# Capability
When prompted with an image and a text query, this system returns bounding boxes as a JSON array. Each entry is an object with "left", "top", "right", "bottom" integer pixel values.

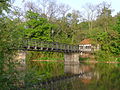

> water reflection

[
  {"left": 25, "top": 60, "right": 120, "bottom": 90},
  {"left": 64, "top": 63, "right": 99, "bottom": 84},
  {"left": 64, "top": 63, "right": 120, "bottom": 90}
]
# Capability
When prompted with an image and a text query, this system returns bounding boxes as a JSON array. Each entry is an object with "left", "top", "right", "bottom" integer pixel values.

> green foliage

[
  {"left": 90, "top": 27, "right": 120, "bottom": 56},
  {"left": 24, "top": 51, "right": 64, "bottom": 86},
  {"left": 113, "top": 16, "right": 120, "bottom": 33},
  {"left": 0, "top": 17, "right": 21, "bottom": 89},
  {"left": 0, "top": 0, "right": 18, "bottom": 88},
  {"left": 0, "top": 0, "right": 11, "bottom": 14},
  {"left": 0, "top": 5, "right": 24, "bottom": 88},
  {"left": 92, "top": 28, "right": 120, "bottom": 60},
  {"left": 79, "top": 57, "right": 89, "bottom": 61},
  {"left": 0, "top": 0, "right": 120, "bottom": 88},
  {"left": 24, "top": 11, "right": 54, "bottom": 41},
  {"left": 84, "top": 63, "right": 120, "bottom": 90}
]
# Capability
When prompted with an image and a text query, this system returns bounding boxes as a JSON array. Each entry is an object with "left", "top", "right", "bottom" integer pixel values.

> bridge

[
  {"left": 13, "top": 39, "right": 81, "bottom": 53},
  {"left": 14, "top": 39, "right": 92, "bottom": 68},
  {"left": 14, "top": 39, "right": 96, "bottom": 89}
]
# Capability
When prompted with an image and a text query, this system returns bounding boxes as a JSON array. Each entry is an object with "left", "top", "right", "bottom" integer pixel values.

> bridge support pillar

[
  {"left": 64, "top": 53, "right": 79, "bottom": 65},
  {"left": 64, "top": 53, "right": 79, "bottom": 74}
]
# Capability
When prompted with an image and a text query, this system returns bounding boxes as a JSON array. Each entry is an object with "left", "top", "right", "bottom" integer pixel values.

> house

[{"left": 79, "top": 39, "right": 100, "bottom": 52}]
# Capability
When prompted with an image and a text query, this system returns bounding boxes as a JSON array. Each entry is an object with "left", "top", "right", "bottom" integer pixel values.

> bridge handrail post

[
  {"left": 67, "top": 45, "right": 69, "bottom": 51},
  {"left": 60, "top": 43, "right": 63, "bottom": 50},
  {"left": 77, "top": 45, "right": 79, "bottom": 52},
  {"left": 50, "top": 42, "right": 53, "bottom": 48},
  {"left": 54, "top": 42, "right": 56, "bottom": 49},
  {"left": 71, "top": 45, "right": 73, "bottom": 51},
  {"left": 46, "top": 41, "right": 49, "bottom": 48},
  {"left": 59, "top": 43, "right": 61, "bottom": 50},
  {"left": 65, "top": 44, "right": 67, "bottom": 50},
  {"left": 75, "top": 45, "right": 76, "bottom": 51},
  {"left": 47, "top": 41, "right": 50, "bottom": 48},
  {"left": 43, "top": 41, "right": 47, "bottom": 48},
  {"left": 56, "top": 42, "right": 59, "bottom": 49},
  {"left": 55, "top": 42, "right": 58, "bottom": 49},
  {"left": 27, "top": 39, "right": 30, "bottom": 48},
  {"left": 64, "top": 44, "right": 66, "bottom": 50},
  {"left": 35, "top": 39, "right": 38, "bottom": 49},
  {"left": 32, "top": 39, "right": 36, "bottom": 47},
  {"left": 50, "top": 42, "right": 53, "bottom": 49},
  {"left": 73, "top": 45, "right": 75, "bottom": 51},
  {"left": 40, "top": 41, "right": 43, "bottom": 48},
  {"left": 72, "top": 45, "right": 74, "bottom": 51}
]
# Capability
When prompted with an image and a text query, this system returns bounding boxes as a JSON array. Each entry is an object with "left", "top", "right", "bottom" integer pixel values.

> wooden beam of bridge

[{"left": 12, "top": 39, "right": 81, "bottom": 53}]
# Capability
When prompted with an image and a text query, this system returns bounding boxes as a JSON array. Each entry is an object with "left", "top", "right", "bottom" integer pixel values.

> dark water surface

[{"left": 26, "top": 61, "right": 120, "bottom": 90}]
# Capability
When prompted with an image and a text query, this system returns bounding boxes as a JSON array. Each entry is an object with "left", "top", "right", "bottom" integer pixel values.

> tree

[
  {"left": 24, "top": 1, "right": 41, "bottom": 13},
  {"left": 114, "top": 15, "right": 120, "bottom": 34},
  {"left": 0, "top": 0, "right": 11, "bottom": 14},
  {"left": 83, "top": 3, "right": 97, "bottom": 31},
  {"left": 96, "top": 2, "right": 113, "bottom": 32},
  {"left": 24, "top": 11, "right": 54, "bottom": 41},
  {"left": 65, "top": 10, "right": 82, "bottom": 43},
  {"left": 0, "top": 0, "right": 23, "bottom": 89}
]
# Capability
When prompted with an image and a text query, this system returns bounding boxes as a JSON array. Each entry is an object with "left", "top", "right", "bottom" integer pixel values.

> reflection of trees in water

[
  {"left": 91, "top": 63, "right": 120, "bottom": 90},
  {"left": 23, "top": 63, "right": 120, "bottom": 90},
  {"left": 61, "top": 63, "right": 120, "bottom": 90}
]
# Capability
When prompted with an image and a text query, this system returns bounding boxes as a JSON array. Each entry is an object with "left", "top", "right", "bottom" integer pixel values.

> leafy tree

[
  {"left": 96, "top": 2, "right": 113, "bottom": 32},
  {"left": 0, "top": 16, "right": 22, "bottom": 89},
  {"left": 0, "top": 0, "right": 11, "bottom": 14},
  {"left": 24, "top": 11, "right": 54, "bottom": 41},
  {"left": 114, "top": 15, "right": 120, "bottom": 34},
  {"left": 0, "top": 0, "right": 23, "bottom": 89}
]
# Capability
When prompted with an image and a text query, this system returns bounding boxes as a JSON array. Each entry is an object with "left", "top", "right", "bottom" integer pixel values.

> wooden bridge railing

[{"left": 15, "top": 39, "right": 80, "bottom": 53}]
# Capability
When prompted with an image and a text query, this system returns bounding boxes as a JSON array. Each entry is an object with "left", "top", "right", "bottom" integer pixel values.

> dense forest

[{"left": 0, "top": 0, "right": 120, "bottom": 89}]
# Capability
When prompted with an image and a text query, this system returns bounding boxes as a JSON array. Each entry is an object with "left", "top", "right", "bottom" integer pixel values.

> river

[{"left": 24, "top": 61, "right": 120, "bottom": 90}]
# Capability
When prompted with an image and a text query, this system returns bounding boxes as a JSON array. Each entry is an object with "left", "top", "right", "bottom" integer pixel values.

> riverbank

[{"left": 31, "top": 59, "right": 120, "bottom": 64}]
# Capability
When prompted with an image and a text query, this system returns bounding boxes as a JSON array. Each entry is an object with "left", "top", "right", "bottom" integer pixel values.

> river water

[{"left": 26, "top": 61, "right": 120, "bottom": 90}]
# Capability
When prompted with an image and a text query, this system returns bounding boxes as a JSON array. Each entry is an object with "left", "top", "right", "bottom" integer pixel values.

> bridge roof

[{"left": 80, "top": 39, "right": 92, "bottom": 44}]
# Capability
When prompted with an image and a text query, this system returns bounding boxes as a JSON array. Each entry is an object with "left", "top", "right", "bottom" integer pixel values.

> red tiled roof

[{"left": 80, "top": 39, "right": 92, "bottom": 44}]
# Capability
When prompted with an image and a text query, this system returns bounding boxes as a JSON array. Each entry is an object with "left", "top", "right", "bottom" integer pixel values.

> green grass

[
  {"left": 79, "top": 57, "right": 89, "bottom": 61},
  {"left": 35, "top": 57, "right": 64, "bottom": 60}
]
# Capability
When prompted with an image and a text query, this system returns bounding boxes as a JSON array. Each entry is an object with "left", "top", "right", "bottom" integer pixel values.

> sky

[
  {"left": 60, "top": 0, "right": 119, "bottom": 15},
  {"left": 13, "top": 0, "right": 120, "bottom": 16}
]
